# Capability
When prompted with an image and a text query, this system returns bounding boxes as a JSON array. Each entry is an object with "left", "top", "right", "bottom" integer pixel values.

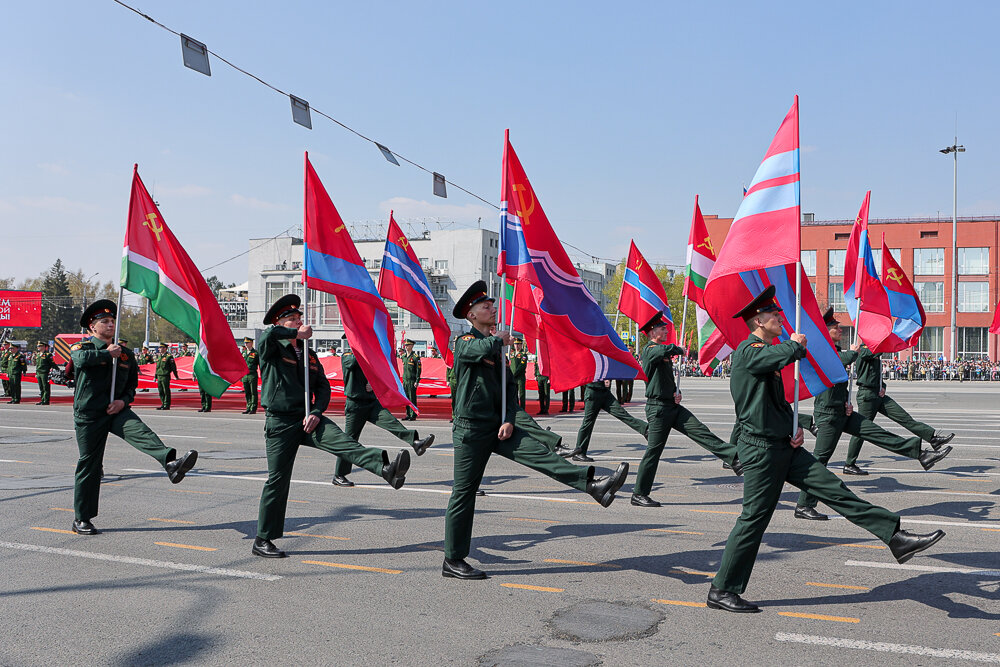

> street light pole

[{"left": 940, "top": 139, "right": 965, "bottom": 362}]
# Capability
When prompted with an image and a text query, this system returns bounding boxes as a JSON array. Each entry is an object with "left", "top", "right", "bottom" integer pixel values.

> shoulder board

[
  {"left": 70, "top": 343, "right": 83, "bottom": 351},
  {"left": 460, "top": 334, "right": 474, "bottom": 341},
  {"left": 750, "top": 342, "right": 766, "bottom": 348}
]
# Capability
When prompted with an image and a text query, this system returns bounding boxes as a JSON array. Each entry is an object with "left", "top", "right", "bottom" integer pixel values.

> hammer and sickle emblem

[
  {"left": 334, "top": 223, "right": 346, "bottom": 233},
  {"left": 698, "top": 236, "right": 715, "bottom": 255},
  {"left": 398, "top": 236, "right": 409, "bottom": 250},
  {"left": 886, "top": 268, "right": 904, "bottom": 286},
  {"left": 635, "top": 257, "right": 643, "bottom": 270},
  {"left": 512, "top": 183, "right": 535, "bottom": 226},
  {"left": 143, "top": 213, "right": 164, "bottom": 242}
]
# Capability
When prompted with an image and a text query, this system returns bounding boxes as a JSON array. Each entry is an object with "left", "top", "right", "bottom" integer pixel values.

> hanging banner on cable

[{"left": 0, "top": 290, "right": 42, "bottom": 327}]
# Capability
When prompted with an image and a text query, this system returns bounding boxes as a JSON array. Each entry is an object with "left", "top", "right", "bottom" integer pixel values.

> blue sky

[{"left": 3, "top": 1, "right": 999, "bottom": 287}]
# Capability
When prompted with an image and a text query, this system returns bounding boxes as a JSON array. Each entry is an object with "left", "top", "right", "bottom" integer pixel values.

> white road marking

[
  {"left": 0, "top": 425, "right": 204, "bottom": 439},
  {"left": 864, "top": 467, "right": 1000, "bottom": 477},
  {"left": 774, "top": 632, "right": 1000, "bottom": 663},
  {"left": 0, "top": 541, "right": 280, "bottom": 581},
  {"left": 908, "top": 490, "right": 1000, "bottom": 499},
  {"left": 845, "top": 560, "right": 1000, "bottom": 576},
  {"left": 899, "top": 518, "right": 1000, "bottom": 529}
]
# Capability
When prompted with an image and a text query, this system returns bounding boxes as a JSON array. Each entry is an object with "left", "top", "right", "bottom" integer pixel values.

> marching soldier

[
  {"left": 6, "top": 344, "right": 26, "bottom": 404},
  {"left": 707, "top": 286, "right": 945, "bottom": 613},
  {"left": 534, "top": 363, "right": 550, "bottom": 415},
  {"left": 34, "top": 341, "right": 55, "bottom": 405},
  {"left": 332, "top": 336, "right": 434, "bottom": 487},
  {"left": 402, "top": 339, "right": 421, "bottom": 421},
  {"left": 560, "top": 380, "right": 647, "bottom": 462},
  {"left": 155, "top": 343, "right": 178, "bottom": 410},
  {"left": 632, "top": 311, "right": 742, "bottom": 507},
  {"left": 508, "top": 337, "right": 528, "bottom": 409},
  {"left": 442, "top": 281, "right": 629, "bottom": 579},
  {"left": 241, "top": 336, "right": 259, "bottom": 414},
  {"left": 69, "top": 300, "right": 198, "bottom": 535},
  {"left": 794, "top": 310, "right": 953, "bottom": 521},
  {"left": 843, "top": 341, "right": 954, "bottom": 475},
  {"left": 252, "top": 295, "right": 410, "bottom": 558}
]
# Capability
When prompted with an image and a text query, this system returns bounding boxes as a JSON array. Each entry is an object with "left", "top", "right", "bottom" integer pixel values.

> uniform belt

[
  {"left": 646, "top": 397, "right": 675, "bottom": 405},
  {"left": 857, "top": 383, "right": 880, "bottom": 390}
]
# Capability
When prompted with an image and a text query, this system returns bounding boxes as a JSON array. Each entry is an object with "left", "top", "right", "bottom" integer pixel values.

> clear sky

[{"left": 3, "top": 1, "right": 999, "bottom": 288}]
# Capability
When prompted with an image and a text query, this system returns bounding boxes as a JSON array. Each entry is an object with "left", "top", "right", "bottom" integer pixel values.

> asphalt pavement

[{"left": 1, "top": 378, "right": 998, "bottom": 666}]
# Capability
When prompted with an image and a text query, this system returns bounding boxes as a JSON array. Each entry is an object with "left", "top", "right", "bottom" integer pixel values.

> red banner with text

[{"left": 0, "top": 290, "right": 42, "bottom": 327}]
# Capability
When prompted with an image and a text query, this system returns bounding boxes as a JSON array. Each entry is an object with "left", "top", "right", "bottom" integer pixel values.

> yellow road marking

[
  {"left": 31, "top": 527, "right": 76, "bottom": 535},
  {"left": 806, "top": 582, "right": 870, "bottom": 591},
  {"left": 148, "top": 517, "right": 196, "bottom": 525},
  {"left": 646, "top": 528, "right": 704, "bottom": 535},
  {"left": 509, "top": 517, "right": 559, "bottom": 523},
  {"left": 49, "top": 507, "right": 74, "bottom": 512},
  {"left": 689, "top": 509, "right": 740, "bottom": 515},
  {"left": 544, "top": 559, "right": 620, "bottom": 569},
  {"left": 807, "top": 541, "right": 886, "bottom": 550},
  {"left": 670, "top": 568, "right": 715, "bottom": 577},
  {"left": 155, "top": 542, "right": 217, "bottom": 552},
  {"left": 652, "top": 598, "right": 706, "bottom": 608},
  {"left": 287, "top": 499, "right": 309, "bottom": 504},
  {"left": 778, "top": 611, "right": 860, "bottom": 623},
  {"left": 500, "top": 583, "right": 564, "bottom": 593},
  {"left": 171, "top": 489, "right": 212, "bottom": 495},
  {"left": 302, "top": 560, "right": 401, "bottom": 574},
  {"left": 982, "top": 528, "right": 1000, "bottom": 533},
  {"left": 5, "top": 460, "right": 32, "bottom": 463},
  {"left": 286, "top": 531, "right": 350, "bottom": 541}
]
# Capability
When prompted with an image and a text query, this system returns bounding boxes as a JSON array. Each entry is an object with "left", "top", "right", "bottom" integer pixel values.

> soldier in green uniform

[
  {"left": 155, "top": 343, "right": 178, "bottom": 410},
  {"left": 332, "top": 336, "right": 434, "bottom": 487},
  {"left": 139, "top": 346, "right": 155, "bottom": 365},
  {"left": 794, "top": 310, "right": 953, "bottom": 521},
  {"left": 69, "top": 300, "right": 198, "bottom": 535},
  {"left": 1, "top": 341, "right": 10, "bottom": 397},
  {"left": 632, "top": 311, "right": 742, "bottom": 507},
  {"left": 707, "top": 286, "right": 945, "bottom": 613},
  {"left": 34, "top": 341, "right": 55, "bottom": 405},
  {"left": 508, "top": 337, "right": 528, "bottom": 409},
  {"left": 446, "top": 344, "right": 457, "bottom": 424},
  {"left": 534, "top": 363, "right": 550, "bottom": 415},
  {"left": 441, "top": 281, "right": 629, "bottom": 579},
  {"left": 252, "top": 294, "right": 410, "bottom": 559},
  {"left": 402, "top": 339, "right": 421, "bottom": 421},
  {"left": 559, "top": 380, "right": 647, "bottom": 463},
  {"left": 842, "top": 342, "right": 954, "bottom": 474},
  {"left": 195, "top": 369, "right": 212, "bottom": 413},
  {"left": 241, "top": 336, "right": 259, "bottom": 414},
  {"left": 6, "top": 344, "right": 26, "bottom": 404},
  {"left": 560, "top": 387, "right": 576, "bottom": 412}
]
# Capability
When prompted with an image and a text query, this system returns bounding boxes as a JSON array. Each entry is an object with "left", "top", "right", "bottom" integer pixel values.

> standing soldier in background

[
  {"left": 1, "top": 341, "right": 11, "bottom": 398},
  {"left": 155, "top": 343, "right": 178, "bottom": 410},
  {"left": 195, "top": 369, "right": 212, "bottom": 413},
  {"left": 139, "top": 346, "right": 155, "bottom": 365},
  {"left": 6, "top": 344, "right": 26, "bottom": 404},
  {"left": 34, "top": 341, "right": 55, "bottom": 405},
  {"left": 401, "top": 339, "right": 421, "bottom": 421},
  {"left": 508, "top": 337, "right": 528, "bottom": 409},
  {"left": 560, "top": 386, "right": 576, "bottom": 413},
  {"left": 534, "top": 363, "right": 550, "bottom": 416},
  {"left": 241, "top": 336, "right": 259, "bottom": 414},
  {"left": 561, "top": 379, "right": 648, "bottom": 462}
]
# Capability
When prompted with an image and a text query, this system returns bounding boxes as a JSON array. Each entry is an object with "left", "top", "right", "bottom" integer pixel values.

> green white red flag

[
  {"left": 684, "top": 195, "right": 732, "bottom": 375},
  {"left": 120, "top": 166, "right": 247, "bottom": 397}
]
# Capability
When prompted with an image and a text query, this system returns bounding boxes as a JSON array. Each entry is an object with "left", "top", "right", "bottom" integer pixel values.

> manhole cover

[
  {"left": 0, "top": 435, "right": 72, "bottom": 445},
  {"left": 199, "top": 450, "right": 265, "bottom": 460},
  {"left": 479, "top": 645, "right": 600, "bottom": 667},
  {"left": 549, "top": 601, "right": 663, "bottom": 642}
]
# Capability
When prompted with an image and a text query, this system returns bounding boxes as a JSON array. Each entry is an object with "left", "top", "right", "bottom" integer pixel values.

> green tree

[{"left": 603, "top": 259, "right": 697, "bottom": 354}]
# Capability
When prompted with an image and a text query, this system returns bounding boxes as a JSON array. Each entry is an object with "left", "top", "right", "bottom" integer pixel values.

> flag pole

[
  {"left": 677, "top": 295, "right": 689, "bottom": 391},
  {"left": 792, "top": 94, "right": 802, "bottom": 435},
  {"left": 109, "top": 287, "right": 125, "bottom": 402},
  {"left": 501, "top": 280, "right": 508, "bottom": 423},
  {"left": 303, "top": 285, "right": 310, "bottom": 414}
]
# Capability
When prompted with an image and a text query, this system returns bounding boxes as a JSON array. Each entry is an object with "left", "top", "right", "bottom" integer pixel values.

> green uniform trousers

[
  {"left": 199, "top": 390, "right": 212, "bottom": 411},
  {"left": 74, "top": 409, "right": 175, "bottom": 521},
  {"left": 713, "top": 439, "right": 900, "bottom": 595},
  {"left": 536, "top": 378, "right": 550, "bottom": 414},
  {"left": 157, "top": 378, "right": 171, "bottom": 408},
  {"left": 335, "top": 401, "right": 417, "bottom": 477},
  {"left": 257, "top": 414, "right": 387, "bottom": 540},
  {"left": 798, "top": 411, "right": 921, "bottom": 508},
  {"left": 561, "top": 391, "right": 575, "bottom": 412},
  {"left": 514, "top": 377, "right": 526, "bottom": 410},
  {"left": 514, "top": 410, "right": 561, "bottom": 452},
  {"left": 404, "top": 381, "right": 418, "bottom": 420},
  {"left": 36, "top": 372, "right": 50, "bottom": 404},
  {"left": 8, "top": 374, "right": 22, "bottom": 402},
  {"left": 575, "top": 393, "right": 647, "bottom": 455},
  {"left": 444, "top": 423, "right": 591, "bottom": 559},
  {"left": 243, "top": 378, "right": 258, "bottom": 412},
  {"left": 633, "top": 400, "right": 736, "bottom": 497},
  {"left": 846, "top": 389, "right": 935, "bottom": 465},
  {"left": 1, "top": 376, "right": 8, "bottom": 396}
]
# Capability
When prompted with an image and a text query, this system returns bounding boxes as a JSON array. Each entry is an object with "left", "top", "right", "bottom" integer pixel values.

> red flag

[
  {"left": 868, "top": 233, "right": 925, "bottom": 353},
  {"left": 617, "top": 241, "right": 676, "bottom": 343}
]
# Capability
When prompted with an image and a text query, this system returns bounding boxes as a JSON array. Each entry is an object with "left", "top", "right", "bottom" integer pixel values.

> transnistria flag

[
  {"left": 868, "top": 233, "right": 925, "bottom": 353},
  {"left": 378, "top": 213, "right": 453, "bottom": 367},
  {"left": 121, "top": 165, "right": 247, "bottom": 397},
  {"left": 303, "top": 154, "right": 412, "bottom": 411},
  {"left": 618, "top": 241, "right": 676, "bottom": 344},
  {"left": 703, "top": 97, "right": 847, "bottom": 401},
  {"left": 498, "top": 130, "right": 643, "bottom": 392},
  {"left": 844, "top": 191, "right": 889, "bottom": 323},
  {"left": 684, "top": 196, "right": 732, "bottom": 375}
]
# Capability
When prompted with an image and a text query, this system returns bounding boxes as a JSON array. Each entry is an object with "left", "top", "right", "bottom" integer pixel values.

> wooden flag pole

[{"left": 109, "top": 287, "right": 125, "bottom": 402}]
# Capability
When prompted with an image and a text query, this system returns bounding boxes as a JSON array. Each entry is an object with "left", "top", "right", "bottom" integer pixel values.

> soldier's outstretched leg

[{"left": 846, "top": 392, "right": 947, "bottom": 472}]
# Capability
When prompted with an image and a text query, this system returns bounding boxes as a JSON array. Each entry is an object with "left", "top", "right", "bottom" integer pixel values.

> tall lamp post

[{"left": 940, "top": 140, "right": 965, "bottom": 362}]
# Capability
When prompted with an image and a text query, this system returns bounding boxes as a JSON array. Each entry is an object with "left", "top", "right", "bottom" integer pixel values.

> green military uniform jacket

[
  {"left": 259, "top": 325, "right": 327, "bottom": 418},
  {"left": 452, "top": 328, "right": 517, "bottom": 427},
  {"left": 640, "top": 342, "right": 685, "bottom": 400},
  {"left": 509, "top": 349, "right": 527, "bottom": 379},
  {"left": 341, "top": 351, "right": 377, "bottom": 406},
  {"left": 138, "top": 353, "right": 155, "bottom": 365},
  {"left": 242, "top": 347, "right": 259, "bottom": 380},
  {"left": 7, "top": 351, "right": 27, "bottom": 377},
  {"left": 35, "top": 351, "right": 55, "bottom": 375},
  {"left": 854, "top": 344, "right": 884, "bottom": 391},
  {"left": 155, "top": 354, "right": 177, "bottom": 379},
  {"left": 813, "top": 347, "right": 858, "bottom": 414},
  {"left": 583, "top": 380, "right": 612, "bottom": 401},
  {"left": 730, "top": 334, "right": 806, "bottom": 446},
  {"left": 402, "top": 351, "right": 421, "bottom": 384},
  {"left": 70, "top": 337, "right": 138, "bottom": 417}
]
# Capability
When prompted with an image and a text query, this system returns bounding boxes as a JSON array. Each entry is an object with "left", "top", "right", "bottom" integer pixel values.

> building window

[
  {"left": 871, "top": 248, "right": 902, "bottom": 276},
  {"left": 386, "top": 303, "right": 405, "bottom": 326},
  {"left": 920, "top": 231, "right": 938, "bottom": 239},
  {"left": 827, "top": 282, "right": 846, "bottom": 312},
  {"left": 266, "top": 281, "right": 289, "bottom": 307},
  {"left": 914, "top": 282, "right": 944, "bottom": 312},
  {"left": 958, "top": 247, "right": 989, "bottom": 275},
  {"left": 916, "top": 327, "right": 943, "bottom": 356},
  {"left": 310, "top": 290, "right": 339, "bottom": 326},
  {"left": 958, "top": 282, "right": 989, "bottom": 312},
  {"left": 801, "top": 250, "right": 816, "bottom": 277},
  {"left": 828, "top": 249, "right": 846, "bottom": 276},
  {"left": 834, "top": 233, "right": 850, "bottom": 241},
  {"left": 913, "top": 248, "right": 944, "bottom": 275},
  {"left": 958, "top": 327, "right": 989, "bottom": 358},
  {"left": 435, "top": 259, "right": 448, "bottom": 270}
]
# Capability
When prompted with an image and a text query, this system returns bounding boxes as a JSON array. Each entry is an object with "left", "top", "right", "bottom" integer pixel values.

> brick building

[{"left": 703, "top": 214, "right": 1000, "bottom": 362}]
